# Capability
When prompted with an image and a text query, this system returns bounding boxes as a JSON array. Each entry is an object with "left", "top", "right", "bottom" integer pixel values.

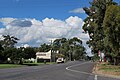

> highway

[{"left": 0, "top": 61, "right": 119, "bottom": 80}]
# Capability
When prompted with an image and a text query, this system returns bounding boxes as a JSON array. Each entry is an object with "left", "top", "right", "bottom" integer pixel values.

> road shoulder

[{"left": 93, "top": 62, "right": 120, "bottom": 79}]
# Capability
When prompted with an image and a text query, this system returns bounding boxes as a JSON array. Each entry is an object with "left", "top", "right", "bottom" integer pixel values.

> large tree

[
  {"left": 38, "top": 43, "right": 51, "bottom": 52},
  {"left": 53, "top": 38, "right": 67, "bottom": 51},
  {"left": 53, "top": 37, "right": 86, "bottom": 60},
  {"left": 0, "top": 35, "right": 19, "bottom": 63},
  {"left": 82, "top": 0, "right": 117, "bottom": 54},
  {"left": 103, "top": 5, "right": 120, "bottom": 64},
  {"left": 0, "top": 44, "right": 4, "bottom": 63},
  {"left": 23, "top": 47, "right": 36, "bottom": 59},
  {"left": 1, "top": 35, "right": 19, "bottom": 48}
]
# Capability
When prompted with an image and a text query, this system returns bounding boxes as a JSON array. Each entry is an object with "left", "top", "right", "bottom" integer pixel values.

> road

[{"left": 0, "top": 61, "right": 120, "bottom": 80}]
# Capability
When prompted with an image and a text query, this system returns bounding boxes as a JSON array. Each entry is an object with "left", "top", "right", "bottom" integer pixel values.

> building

[{"left": 36, "top": 50, "right": 51, "bottom": 62}]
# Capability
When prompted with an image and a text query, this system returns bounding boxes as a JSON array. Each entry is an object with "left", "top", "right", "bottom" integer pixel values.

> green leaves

[
  {"left": 82, "top": 0, "right": 117, "bottom": 54},
  {"left": 103, "top": 5, "right": 120, "bottom": 56},
  {"left": 83, "top": 0, "right": 120, "bottom": 64},
  {"left": 53, "top": 37, "right": 85, "bottom": 60},
  {"left": 39, "top": 43, "right": 51, "bottom": 52},
  {"left": 1, "top": 35, "right": 19, "bottom": 48}
]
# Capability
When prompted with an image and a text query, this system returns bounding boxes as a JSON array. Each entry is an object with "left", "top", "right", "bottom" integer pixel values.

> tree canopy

[
  {"left": 103, "top": 5, "right": 120, "bottom": 57},
  {"left": 83, "top": 0, "right": 117, "bottom": 53},
  {"left": 82, "top": 0, "right": 120, "bottom": 64}
]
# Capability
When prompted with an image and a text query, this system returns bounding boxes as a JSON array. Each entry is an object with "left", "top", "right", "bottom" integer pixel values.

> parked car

[{"left": 56, "top": 58, "right": 64, "bottom": 63}]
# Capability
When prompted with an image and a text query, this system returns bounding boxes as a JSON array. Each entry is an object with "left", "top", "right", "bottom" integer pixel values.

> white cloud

[
  {"left": 0, "top": 16, "right": 89, "bottom": 47},
  {"left": 23, "top": 44, "right": 30, "bottom": 48},
  {"left": 0, "top": 18, "right": 15, "bottom": 26},
  {"left": 69, "top": 8, "right": 85, "bottom": 14}
]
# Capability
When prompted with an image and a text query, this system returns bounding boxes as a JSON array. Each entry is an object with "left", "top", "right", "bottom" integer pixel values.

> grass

[
  {"left": 0, "top": 64, "right": 24, "bottom": 69},
  {"left": 23, "top": 62, "right": 55, "bottom": 66},
  {"left": 96, "top": 62, "right": 120, "bottom": 77},
  {"left": 0, "top": 62, "right": 56, "bottom": 69},
  {"left": 99, "top": 64, "right": 120, "bottom": 72}
]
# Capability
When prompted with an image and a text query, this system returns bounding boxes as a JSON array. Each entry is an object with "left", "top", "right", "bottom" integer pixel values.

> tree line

[
  {"left": 0, "top": 35, "right": 36, "bottom": 64},
  {"left": 83, "top": 0, "right": 120, "bottom": 65},
  {"left": 0, "top": 35, "right": 86, "bottom": 64},
  {"left": 30, "top": 37, "right": 87, "bottom": 61}
]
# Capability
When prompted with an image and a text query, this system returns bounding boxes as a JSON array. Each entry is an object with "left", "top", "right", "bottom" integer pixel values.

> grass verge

[
  {"left": 0, "top": 62, "right": 56, "bottom": 69},
  {"left": 93, "top": 62, "right": 120, "bottom": 78},
  {"left": 23, "top": 62, "right": 56, "bottom": 66},
  {"left": 0, "top": 64, "right": 24, "bottom": 69}
]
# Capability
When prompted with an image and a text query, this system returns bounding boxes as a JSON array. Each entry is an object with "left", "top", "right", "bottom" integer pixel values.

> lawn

[
  {"left": 0, "top": 64, "right": 24, "bottom": 69},
  {"left": 0, "top": 62, "right": 56, "bottom": 69},
  {"left": 23, "top": 62, "right": 56, "bottom": 66}
]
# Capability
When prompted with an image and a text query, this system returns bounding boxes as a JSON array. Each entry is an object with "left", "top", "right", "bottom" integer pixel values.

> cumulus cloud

[
  {"left": 0, "top": 18, "right": 15, "bottom": 25},
  {"left": 0, "top": 16, "right": 89, "bottom": 47},
  {"left": 69, "top": 8, "right": 85, "bottom": 13},
  {"left": 10, "top": 20, "right": 32, "bottom": 27}
]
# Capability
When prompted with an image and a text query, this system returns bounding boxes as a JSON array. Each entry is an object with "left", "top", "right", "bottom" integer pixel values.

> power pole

[{"left": 50, "top": 40, "right": 52, "bottom": 63}]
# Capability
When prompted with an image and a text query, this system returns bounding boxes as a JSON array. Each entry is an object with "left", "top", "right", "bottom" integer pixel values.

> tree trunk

[{"left": 113, "top": 57, "right": 116, "bottom": 65}]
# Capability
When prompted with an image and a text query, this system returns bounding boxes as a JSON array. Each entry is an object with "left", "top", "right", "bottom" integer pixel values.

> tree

[
  {"left": 0, "top": 44, "right": 5, "bottom": 63},
  {"left": 0, "top": 35, "right": 19, "bottom": 63},
  {"left": 103, "top": 5, "right": 120, "bottom": 64},
  {"left": 82, "top": 0, "right": 117, "bottom": 54},
  {"left": 53, "top": 38, "right": 67, "bottom": 51},
  {"left": 54, "top": 37, "right": 86, "bottom": 60},
  {"left": 23, "top": 47, "right": 36, "bottom": 59},
  {"left": 1, "top": 35, "right": 19, "bottom": 48},
  {"left": 39, "top": 43, "right": 51, "bottom": 52},
  {"left": 0, "top": 44, "right": 4, "bottom": 51},
  {"left": 68, "top": 37, "right": 86, "bottom": 60},
  {"left": 2, "top": 47, "right": 24, "bottom": 64},
  {"left": 73, "top": 46, "right": 86, "bottom": 60},
  {"left": 59, "top": 41, "right": 70, "bottom": 60}
]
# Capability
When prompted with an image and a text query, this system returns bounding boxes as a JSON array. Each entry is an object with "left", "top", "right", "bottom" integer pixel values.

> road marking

[
  {"left": 94, "top": 75, "right": 97, "bottom": 80},
  {"left": 66, "top": 61, "right": 94, "bottom": 76}
]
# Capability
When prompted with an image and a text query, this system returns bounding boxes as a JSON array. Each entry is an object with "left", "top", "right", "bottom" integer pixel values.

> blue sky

[{"left": 0, "top": 0, "right": 91, "bottom": 20}]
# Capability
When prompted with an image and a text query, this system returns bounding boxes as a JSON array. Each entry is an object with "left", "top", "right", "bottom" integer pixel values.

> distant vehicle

[{"left": 56, "top": 58, "right": 64, "bottom": 63}]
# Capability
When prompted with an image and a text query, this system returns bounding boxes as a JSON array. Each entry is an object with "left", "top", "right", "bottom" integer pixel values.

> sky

[
  {"left": 0, "top": 0, "right": 91, "bottom": 20},
  {"left": 0, "top": 0, "right": 119, "bottom": 55}
]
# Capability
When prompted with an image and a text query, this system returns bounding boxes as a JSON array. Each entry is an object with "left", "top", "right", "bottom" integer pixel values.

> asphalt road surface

[{"left": 0, "top": 61, "right": 120, "bottom": 80}]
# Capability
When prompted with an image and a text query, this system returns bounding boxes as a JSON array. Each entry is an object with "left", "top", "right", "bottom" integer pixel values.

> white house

[{"left": 36, "top": 50, "right": 51, "bottom": 62}]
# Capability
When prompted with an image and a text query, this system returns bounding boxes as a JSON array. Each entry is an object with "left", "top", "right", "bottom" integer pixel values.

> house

[{"left": 36, "top": 50, "right": 51, "bottom": 62}]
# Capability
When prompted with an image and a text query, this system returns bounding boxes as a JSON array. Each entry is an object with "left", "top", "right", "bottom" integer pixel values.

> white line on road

[
  {"left": 94, "top": 75, "right": 97, "bottom": 80},
  {"left": 66, "top": 61, "right": 94, "bottom": 76},
  {"left": 66, "top": 62, "right": 120, "bottom": 80}
]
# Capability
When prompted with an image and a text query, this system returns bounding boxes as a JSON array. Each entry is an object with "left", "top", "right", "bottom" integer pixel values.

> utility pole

[
  {"left": 50, "top": 39, "right": 55, "bottom": 62},
  {"left": 50, "top": 40, "right": 52, "bottom": 63}
]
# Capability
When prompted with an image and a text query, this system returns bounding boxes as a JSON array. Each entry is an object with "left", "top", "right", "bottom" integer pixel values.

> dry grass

[{"left": 93, "top": 62, "right": 120, "bottom": 78}]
